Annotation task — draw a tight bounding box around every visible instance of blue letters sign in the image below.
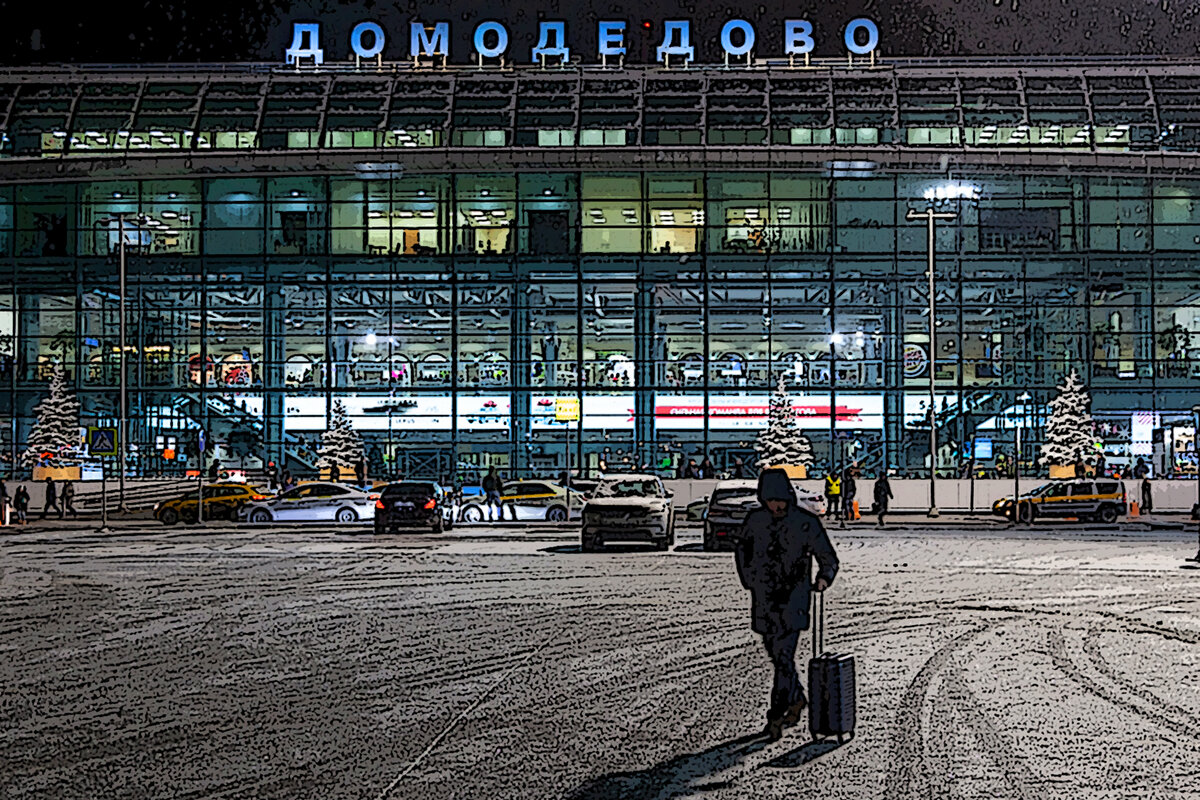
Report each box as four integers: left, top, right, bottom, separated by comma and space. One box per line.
286, 17, 881, 67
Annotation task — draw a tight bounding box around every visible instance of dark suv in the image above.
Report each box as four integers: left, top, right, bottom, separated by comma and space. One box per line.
992, 479, 1126, 524
374, 482, 456, 534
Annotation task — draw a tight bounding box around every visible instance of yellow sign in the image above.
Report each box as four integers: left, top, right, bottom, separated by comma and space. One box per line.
555, 398, 581, 422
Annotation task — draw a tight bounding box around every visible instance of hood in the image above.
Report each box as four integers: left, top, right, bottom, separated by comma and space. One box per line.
585, 496, 668, 509
757, 469, 795, 506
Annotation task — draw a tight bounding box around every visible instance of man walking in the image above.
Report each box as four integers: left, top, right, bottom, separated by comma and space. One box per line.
873, 472, 893, 526
41, 477, 60, 520
842, 465, 858, 522
823, 469, 841, 519
482, 466, 505, 522
1140, 476, 1153, 515
735, 469, 840, 741
61, 480, 77, 518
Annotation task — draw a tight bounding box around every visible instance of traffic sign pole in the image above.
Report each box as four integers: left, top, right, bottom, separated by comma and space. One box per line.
97, 457, 110, 533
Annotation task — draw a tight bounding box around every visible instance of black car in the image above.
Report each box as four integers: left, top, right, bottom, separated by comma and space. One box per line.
374, 482, 456, 534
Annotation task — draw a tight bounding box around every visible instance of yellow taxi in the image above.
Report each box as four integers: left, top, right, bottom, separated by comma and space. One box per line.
992, 478, 1126, 524
154, 483, 271, 525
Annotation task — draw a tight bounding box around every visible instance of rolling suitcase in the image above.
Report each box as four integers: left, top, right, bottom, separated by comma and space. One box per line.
808, 591, 856, 743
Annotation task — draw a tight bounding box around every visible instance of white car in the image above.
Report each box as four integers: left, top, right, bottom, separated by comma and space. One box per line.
702, 479, 827, 551
581, 474, 675, 552
238, 482, 376, 524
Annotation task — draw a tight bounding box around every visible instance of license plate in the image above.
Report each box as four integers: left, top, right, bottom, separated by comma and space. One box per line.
394, 501, 414, 509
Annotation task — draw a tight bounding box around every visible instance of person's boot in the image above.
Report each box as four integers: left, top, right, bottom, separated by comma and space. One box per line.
781, 698, 807, 727
763, 717, 784, 741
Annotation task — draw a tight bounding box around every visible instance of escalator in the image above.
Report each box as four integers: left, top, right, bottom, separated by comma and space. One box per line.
173, 394, 319, 476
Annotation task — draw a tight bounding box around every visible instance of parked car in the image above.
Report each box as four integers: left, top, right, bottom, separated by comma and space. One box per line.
374, 481, 456, 534
238, 482, 376, 523
992, 479, 1126, 524
155, 483, 270, 525
459, 480, 585, 522
701, 479, 828, 551
581, 474, 675, 552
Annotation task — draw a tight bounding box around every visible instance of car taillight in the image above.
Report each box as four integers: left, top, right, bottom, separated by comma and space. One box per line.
375, 499, 385, 510
368, 493, 379, 501
423, 498, 436, 510
251, 495, 268, 501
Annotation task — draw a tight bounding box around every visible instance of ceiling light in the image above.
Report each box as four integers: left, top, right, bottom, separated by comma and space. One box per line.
161, 211, 178, 218
490, 210, 505, 216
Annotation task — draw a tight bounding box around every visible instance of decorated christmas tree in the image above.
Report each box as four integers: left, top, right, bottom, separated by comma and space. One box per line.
316, 400, 364, 478
20, 364, 82, 471
754, 375, 814, 468
1038, 369, 1096, 469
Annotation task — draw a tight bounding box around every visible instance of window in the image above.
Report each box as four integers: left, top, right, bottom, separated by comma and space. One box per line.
579, 129, 627, 146
1069, 483, 1093, 496
537, 129, 576, 147
455, 130, 507, 147
790, 128, 833, 145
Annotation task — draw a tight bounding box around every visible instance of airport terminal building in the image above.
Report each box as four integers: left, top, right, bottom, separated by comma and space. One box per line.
0, 56, 1198, 480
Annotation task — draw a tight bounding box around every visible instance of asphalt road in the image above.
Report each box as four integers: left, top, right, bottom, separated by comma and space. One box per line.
2, 522, 1200, 799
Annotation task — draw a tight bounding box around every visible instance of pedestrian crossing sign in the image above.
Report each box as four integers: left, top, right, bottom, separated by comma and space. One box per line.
88, 426, 119, 456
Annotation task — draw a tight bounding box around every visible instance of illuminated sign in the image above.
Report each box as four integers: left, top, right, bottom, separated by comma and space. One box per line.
654, 394, 883, 430
285, 18, 880, 68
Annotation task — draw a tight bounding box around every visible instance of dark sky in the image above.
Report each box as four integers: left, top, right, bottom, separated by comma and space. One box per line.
1, 0, 1197, 64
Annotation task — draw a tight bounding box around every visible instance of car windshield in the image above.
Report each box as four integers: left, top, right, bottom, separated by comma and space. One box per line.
595, 479, 664, 498
712, 488, 756, 503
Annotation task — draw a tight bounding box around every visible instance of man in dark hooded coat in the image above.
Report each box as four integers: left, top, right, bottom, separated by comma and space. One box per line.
735, 468, 840, 740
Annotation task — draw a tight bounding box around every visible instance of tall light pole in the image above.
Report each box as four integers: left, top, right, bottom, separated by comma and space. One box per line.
117, 214, 129, 512
830, 332, 845, 529
1013, 391, 1032, 524
906, 206, 956, 518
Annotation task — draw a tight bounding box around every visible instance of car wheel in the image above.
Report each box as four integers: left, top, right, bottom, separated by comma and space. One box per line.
1098, 505, 1118, 524
182, 509, 198, 525
654, 537, 671, 552
546, 505, 568, 522
335, 507, 357, 523
1018, 502, 1035, 524
160, 508, 178, 526
462, 505, 484, 523
249, 508, 272, 524
581, 536, 599, 553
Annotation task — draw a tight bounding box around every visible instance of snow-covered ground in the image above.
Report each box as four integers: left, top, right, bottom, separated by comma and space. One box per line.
1, 524, 1198, 799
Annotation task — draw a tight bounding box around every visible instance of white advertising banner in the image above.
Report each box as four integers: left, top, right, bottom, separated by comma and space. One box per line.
285, 396, 453, 431
531, 394, 635, 430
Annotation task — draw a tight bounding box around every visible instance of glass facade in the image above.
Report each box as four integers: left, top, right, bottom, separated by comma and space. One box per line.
2, 62, 1199, 481
3, 169, 1200, 481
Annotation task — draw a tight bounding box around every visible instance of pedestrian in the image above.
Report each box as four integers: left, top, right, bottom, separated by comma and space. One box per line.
482, 466, 505, 521
355, 459, 366, 488
266, 460, 278, 492
329, 462, 341, 483
0, 480, 8, 526
1133, 457, 1149, 479
823, 469, 841, 519
842, 465, 858, 521
684, 459, 701, 479
13, 485, 29, 524
282, 469, 293, 491
734, 468, 839, 741
41, 477, 60, 520
208, 461, 218, 482
732, 458, 746, 479
1140, 476, 1153, 515
61, 480, 77, 518
1074, 460, 1087, 478
700, 456, 715, 479
873, 472, 893, 526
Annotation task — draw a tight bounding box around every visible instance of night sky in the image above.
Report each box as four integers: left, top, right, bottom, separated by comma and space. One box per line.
0, 0, 1196, 65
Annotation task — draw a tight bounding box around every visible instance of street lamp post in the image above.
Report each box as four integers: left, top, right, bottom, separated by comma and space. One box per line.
117, 214, 129, 512
1192, 404, 1200, 560
907, 207, 957, 518
830, 332, 844, 529
1013, 391, 1032, 524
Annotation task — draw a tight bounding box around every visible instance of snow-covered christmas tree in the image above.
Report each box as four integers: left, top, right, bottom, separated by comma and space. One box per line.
754, 375, 814, 468
316, 399, 364, 478
20, 364, 82, 470
1038, 369, 1096, 470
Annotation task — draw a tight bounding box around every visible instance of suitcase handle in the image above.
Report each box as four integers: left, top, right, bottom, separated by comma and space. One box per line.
812, 588, 825, 659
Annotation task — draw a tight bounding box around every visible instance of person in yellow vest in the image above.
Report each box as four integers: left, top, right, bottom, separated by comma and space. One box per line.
823, 470, 841, 519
